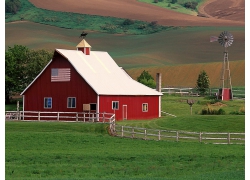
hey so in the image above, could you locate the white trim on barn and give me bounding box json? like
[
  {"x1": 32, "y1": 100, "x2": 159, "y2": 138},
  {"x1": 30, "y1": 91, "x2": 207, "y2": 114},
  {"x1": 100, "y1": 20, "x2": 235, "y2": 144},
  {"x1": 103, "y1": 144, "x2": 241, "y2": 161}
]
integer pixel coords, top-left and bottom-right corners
[{"x1": 20, "y1": 59, "x2": 53, "y2": 95}]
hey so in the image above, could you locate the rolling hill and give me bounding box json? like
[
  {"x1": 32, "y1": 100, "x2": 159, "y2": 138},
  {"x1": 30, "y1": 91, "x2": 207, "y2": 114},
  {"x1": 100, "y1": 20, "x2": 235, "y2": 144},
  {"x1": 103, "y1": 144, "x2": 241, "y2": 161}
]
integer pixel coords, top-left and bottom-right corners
[{"x1": 5, "y1": 0, "x2": 245, "y2": 87}]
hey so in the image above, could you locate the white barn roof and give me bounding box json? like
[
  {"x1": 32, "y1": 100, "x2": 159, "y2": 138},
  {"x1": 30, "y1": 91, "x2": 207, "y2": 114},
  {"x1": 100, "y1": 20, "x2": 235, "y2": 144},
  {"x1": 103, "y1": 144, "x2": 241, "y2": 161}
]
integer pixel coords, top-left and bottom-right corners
[{"x1": 56, "y1": 49, "x2": 162, "y2": 96}]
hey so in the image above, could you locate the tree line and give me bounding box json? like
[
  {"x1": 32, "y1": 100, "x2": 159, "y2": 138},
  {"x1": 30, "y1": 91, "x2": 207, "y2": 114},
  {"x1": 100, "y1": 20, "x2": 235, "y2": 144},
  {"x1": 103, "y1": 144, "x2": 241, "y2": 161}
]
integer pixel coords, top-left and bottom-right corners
[{"x1": 5, "y1": 45, "x2": 53, "y2": 104}]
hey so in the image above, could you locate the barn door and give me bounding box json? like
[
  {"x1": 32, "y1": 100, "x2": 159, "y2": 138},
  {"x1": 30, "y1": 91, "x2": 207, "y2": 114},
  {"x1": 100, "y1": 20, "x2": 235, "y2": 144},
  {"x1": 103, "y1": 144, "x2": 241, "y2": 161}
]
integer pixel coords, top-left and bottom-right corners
[{"x1": 122, "y1": 105, "x2": 127, "y2": 120}]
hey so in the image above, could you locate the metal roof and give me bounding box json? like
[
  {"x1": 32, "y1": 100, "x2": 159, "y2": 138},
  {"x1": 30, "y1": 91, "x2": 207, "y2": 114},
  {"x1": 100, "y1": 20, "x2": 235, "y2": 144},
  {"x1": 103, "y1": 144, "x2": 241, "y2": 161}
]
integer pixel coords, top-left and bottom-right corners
[{"x1": 56, "y1": 49, "x2": 162, "y2": 96}]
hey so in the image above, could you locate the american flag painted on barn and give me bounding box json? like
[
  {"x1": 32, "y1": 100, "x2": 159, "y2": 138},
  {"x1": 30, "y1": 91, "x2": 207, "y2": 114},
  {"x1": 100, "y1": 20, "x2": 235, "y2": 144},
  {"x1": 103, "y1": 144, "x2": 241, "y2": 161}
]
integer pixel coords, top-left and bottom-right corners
[{"x1": 51, "y1": 68, "x2": 70, "y2": 82}]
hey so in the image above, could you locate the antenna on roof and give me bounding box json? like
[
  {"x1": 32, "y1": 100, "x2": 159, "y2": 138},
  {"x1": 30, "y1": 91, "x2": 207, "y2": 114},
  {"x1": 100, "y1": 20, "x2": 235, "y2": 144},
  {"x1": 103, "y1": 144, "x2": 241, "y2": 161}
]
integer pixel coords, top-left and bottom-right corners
[{"x1": 79, "y1": 31, "x2": 88, "y2": 39}]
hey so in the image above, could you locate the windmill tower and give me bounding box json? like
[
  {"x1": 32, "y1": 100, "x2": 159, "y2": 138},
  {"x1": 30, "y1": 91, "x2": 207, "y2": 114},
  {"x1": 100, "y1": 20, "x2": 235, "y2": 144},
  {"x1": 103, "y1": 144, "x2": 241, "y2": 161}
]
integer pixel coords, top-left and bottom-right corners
[{"x1": 210, "y1": 31, "x2": 234, "y2": 101}]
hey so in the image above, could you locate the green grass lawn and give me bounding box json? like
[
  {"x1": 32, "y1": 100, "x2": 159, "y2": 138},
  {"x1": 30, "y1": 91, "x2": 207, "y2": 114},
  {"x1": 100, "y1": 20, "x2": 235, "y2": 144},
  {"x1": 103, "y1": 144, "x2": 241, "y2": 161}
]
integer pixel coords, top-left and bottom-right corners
[
  {"x1": 116, "y1": 94, "x2": 245, "y2": 133},
  {"x1": 5, "y1": 121, "x2": 245, "y2": 180}
]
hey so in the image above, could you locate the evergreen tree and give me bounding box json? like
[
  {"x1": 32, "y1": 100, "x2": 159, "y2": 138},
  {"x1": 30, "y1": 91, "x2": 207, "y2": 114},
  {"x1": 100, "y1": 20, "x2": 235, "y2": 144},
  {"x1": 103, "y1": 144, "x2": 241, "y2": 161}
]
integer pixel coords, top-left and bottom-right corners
[
  {"x1": 137, "y1": 70, "x2": 156, "y2": 88},
  {"x1": 196, "y1": 70, "x2": 210, "y2": 95}
]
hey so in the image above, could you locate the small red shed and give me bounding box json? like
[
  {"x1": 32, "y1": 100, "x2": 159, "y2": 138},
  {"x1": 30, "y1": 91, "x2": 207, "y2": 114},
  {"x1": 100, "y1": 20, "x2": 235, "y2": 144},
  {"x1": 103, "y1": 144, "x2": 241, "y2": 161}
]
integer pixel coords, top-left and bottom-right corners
[{"x1": 21, "y1": 39, "x2": 162, "y2": 120}]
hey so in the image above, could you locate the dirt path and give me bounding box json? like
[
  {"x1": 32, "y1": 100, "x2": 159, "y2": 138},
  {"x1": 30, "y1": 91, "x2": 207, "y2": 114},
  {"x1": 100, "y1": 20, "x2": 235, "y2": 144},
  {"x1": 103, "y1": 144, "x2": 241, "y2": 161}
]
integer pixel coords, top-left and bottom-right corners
[
  {"x1": 198, "y1": 0, "x2": 217, "y2": 18},
  {"x1": 28, "y1": 0, "x2": 244, "y2": 26}
]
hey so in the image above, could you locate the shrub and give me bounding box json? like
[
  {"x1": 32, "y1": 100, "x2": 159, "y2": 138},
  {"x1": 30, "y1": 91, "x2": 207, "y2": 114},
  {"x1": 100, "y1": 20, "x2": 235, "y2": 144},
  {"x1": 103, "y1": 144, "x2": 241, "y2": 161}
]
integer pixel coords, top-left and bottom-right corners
[
  {"x1": 229, "y1": 107, "x2": 245, "y2": 115},
  {"x1": 122, "y1": 19, "x2": 134, "y2": 25},
  {"x1": 184, "y1": 2, "x2": 198, "y2": 10},
  {"x1": 149, "y1": 21, "x2": 158, "y2": 27},
  {"x1": 200, "y1": 108, "x2": 225, "y2": 115},
  {"x1": 100, "y1": 23, "x2": 118, "y2": 33},
  {"x1": 138, "y1": 24, "x2": 147, "y2": 29}
]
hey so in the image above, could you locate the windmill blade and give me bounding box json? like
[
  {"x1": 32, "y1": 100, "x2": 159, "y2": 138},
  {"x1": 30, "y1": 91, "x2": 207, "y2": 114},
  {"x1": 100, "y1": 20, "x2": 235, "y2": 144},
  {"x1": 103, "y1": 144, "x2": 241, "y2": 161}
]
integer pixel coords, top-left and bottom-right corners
[
  {"x1": 210, "y1": 36, "x2": 218, "y2": 42},
  {"x1": 218, "y1": 31, "x2": 234, "y2": 47}
]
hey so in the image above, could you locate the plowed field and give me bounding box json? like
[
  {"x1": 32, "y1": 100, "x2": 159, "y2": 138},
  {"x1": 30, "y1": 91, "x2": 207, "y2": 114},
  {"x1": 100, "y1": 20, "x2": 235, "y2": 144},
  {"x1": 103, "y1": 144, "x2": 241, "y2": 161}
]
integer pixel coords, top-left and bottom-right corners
[{"x1": 29, "y1": 0, "x2": 244, "y2": 26}]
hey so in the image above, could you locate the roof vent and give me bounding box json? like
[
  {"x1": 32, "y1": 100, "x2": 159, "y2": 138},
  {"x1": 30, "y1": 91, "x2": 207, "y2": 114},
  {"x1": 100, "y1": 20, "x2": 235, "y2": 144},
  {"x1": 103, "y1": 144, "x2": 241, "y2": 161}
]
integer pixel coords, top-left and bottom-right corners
[{"x1": 76, "y1": 39, "x2": 91, "y2": 55}]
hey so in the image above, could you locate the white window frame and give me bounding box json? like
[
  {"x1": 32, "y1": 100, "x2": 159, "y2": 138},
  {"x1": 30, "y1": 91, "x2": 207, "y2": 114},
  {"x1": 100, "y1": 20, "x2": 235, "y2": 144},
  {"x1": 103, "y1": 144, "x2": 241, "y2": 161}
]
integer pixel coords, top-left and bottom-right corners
[
  {"x1": 142, "y1": 103, "x2": 148, "y2": 112},
  {"x1": 67, "y1": 97, "x2": 76, "y2": 108},
  {"x1": 112, "y1": 101, "x2": 119, "y2": 110},
  {"x1": 44, "y1": 97, "x2": 52, "y2": 109}
]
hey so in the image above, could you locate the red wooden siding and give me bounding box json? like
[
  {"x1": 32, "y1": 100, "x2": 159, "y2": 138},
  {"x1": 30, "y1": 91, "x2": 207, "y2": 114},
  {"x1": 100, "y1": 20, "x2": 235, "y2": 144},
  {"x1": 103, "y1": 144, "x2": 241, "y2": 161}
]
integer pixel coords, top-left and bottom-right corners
[
  {"x1": 78, "y1": 47, "x2": 90, "y2": 55},
  {"x1": 99, "y1": 95, "x2": 159, "y2": 120},
  {"x1": 23, "y1": 53, "x2": 97, "y2": 112}
]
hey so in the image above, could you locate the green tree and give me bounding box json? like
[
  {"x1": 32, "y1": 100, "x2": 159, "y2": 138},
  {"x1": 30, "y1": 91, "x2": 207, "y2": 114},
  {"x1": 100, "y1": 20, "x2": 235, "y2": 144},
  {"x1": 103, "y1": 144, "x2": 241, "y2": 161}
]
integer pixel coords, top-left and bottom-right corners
[
  {"x1": 137, "y1": 70, "x2": 156, "y2": 88},
  {"x1": 184, "y1": 2, "x2": 198, "y2": 10},
  {"x1": 196, "y1": 70, "x2": 210, "y2": 95},
  {"x1": 5, "y1": 45, "x2": 52, "y2": 104},
  {"x1": 5, "y1": 0, "x2": 21, "y2": 14},
  {"x1": 171, "y1": 0, "x2": 177, "y2": 4}
]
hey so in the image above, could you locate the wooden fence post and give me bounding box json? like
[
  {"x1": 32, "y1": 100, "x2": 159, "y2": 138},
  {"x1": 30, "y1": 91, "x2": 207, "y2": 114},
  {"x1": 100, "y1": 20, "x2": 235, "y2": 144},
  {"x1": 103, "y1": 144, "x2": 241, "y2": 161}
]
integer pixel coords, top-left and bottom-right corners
[
  {"x1": 158, "y1": 130, "x2": 161, "y2": 141},
  {"x1": 83, "y1": 113, "x2": 85, "y2": 122},
  {"x1": 103, "y1": 113, "x2": 105, "y2": 123},
  {"x1": 176, "y1": 131, "x2": 179, "y2": 142},
  {"x1": 199, "y1": 132, "x2": 202, "y2": 143},
  {"x1": 38, "y1": 111, "x2": 40, "y2": 121},
  {"x1": 122, "y1": 126, "x2": 124, "y2": 137},
  {"x1": 92, "y1": 113, "x2": 94, "y2": 122},
  {"x1": 228, "y1": 133, "x2": 231, "y2": 144},
  {"x1": 132, "y1": 128, "x2": 134, "y2": 138},
  {"x1": 76, "y1": 113, "x2": 78, "y2": 122},
  {"x1": 57, "y1": 112, "x2": 59, "y2": 121},
  {"x1": 144, "y1": 129, "x2": 147, "y2": 140}
]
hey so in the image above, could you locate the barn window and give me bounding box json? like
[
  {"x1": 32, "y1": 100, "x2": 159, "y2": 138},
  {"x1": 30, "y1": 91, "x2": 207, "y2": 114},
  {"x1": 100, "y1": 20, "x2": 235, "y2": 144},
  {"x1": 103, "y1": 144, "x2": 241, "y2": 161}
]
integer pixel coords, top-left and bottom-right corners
[
  {"x1": 112, "y1": 101, "x2": 119, "y2": 110},
  {"x1": 67, "y1": 97, "x2": 76, "y2": 108},
  {"x1": 90, "y1": 103, "x2": 97, "y2": 111},
  {"x1": 142, "y1": 103, "x2": 148, "y2": 112},
  {"x1": 44, "y1": 97, "x2": 52, "y2": 108}
]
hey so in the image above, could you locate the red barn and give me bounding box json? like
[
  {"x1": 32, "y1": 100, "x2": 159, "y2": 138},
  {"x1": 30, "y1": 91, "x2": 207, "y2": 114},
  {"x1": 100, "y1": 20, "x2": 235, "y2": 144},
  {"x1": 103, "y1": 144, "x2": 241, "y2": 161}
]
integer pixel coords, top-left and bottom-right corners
[{"x1": 21, "y1": 40, "x2": 162, "y2": 120}]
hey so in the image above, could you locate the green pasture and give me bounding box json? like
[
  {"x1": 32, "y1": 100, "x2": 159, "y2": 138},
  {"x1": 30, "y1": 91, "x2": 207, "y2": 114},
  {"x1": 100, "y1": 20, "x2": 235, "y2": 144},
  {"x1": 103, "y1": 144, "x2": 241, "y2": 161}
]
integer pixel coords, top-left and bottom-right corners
[
  {"x1": 5, "y1": 0, "x2": 170, "y2": 35},
  {"x1": 5, "y1": 121, "x2": 244, "y2": 180},
  {"x1": 117, "y1": 94, "x2": 245, "y2": 132},
  {"x1": 138, "y1": 0, "x2": 206, "y2": 15}
]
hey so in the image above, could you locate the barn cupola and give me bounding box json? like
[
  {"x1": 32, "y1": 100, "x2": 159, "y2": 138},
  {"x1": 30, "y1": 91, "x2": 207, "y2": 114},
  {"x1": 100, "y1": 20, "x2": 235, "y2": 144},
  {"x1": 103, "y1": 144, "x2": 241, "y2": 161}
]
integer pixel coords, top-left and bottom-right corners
[{"x1": 76, "y1": 39, "x2": 91, "y2": 55}]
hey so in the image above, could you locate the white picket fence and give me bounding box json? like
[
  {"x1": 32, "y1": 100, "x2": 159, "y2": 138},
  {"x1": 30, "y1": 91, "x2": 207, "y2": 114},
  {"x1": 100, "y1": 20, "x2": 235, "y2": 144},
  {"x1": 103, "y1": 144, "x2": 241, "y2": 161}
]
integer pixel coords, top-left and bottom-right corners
[
  {"x1": 5, "y1": 110, "x2": 115, "y2": 123},
  {"x1": 115, "y1": 125, "x2": 245, "y2": 145}
]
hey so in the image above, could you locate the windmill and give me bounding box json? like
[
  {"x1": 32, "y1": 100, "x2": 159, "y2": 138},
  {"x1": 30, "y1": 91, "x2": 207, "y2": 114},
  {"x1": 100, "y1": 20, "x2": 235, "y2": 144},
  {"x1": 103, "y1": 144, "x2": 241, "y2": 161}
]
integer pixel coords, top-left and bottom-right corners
[{"x1": 210, "y1": 31, "x2": 234, "y2": 100}]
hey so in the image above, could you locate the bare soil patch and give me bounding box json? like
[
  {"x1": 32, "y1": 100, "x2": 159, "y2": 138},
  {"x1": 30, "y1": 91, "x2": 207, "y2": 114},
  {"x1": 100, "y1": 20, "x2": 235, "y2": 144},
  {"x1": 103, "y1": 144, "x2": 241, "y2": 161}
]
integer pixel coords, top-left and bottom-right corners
[
  {"x1": 202, "y1": 0, "x2": 244, "y2": 22},
  {"x1": 28, "y1": 0, "x2": 244, "y2": 26}
]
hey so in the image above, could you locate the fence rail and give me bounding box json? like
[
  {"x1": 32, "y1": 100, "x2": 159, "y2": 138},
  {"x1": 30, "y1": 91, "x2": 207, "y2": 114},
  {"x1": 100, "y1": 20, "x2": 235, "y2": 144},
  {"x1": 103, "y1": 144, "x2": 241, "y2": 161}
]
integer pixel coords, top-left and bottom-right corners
[
  {"x1": 161, "y1": 87, "x2": 245, "y2": 99},
  {"x1": 5, "y1": 111, "x2": 115, "y2": 124},
  {"x1": 115, "y1": 125, "x2": 245, "y2": 144}
]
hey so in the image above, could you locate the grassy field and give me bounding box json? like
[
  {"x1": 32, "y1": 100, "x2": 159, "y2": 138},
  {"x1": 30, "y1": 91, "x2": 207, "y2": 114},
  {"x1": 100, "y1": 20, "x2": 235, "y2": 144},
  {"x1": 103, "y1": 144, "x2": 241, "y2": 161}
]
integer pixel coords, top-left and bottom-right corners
[
  {"x1": 117, "y1": 94, "x2": 245, "y2": 132},
  {"x1": 138, "y1": 0, "x2": 206, "y2": 15},
  {"x1": 5, "y1": 0, "x2": 170, "y2": 35},
  {"x1": 5, "y1": 94, "x2": 245, "y2": 179},
  {"x1": 5, "y1": 121, "x2": 245, "y2": 180}
]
